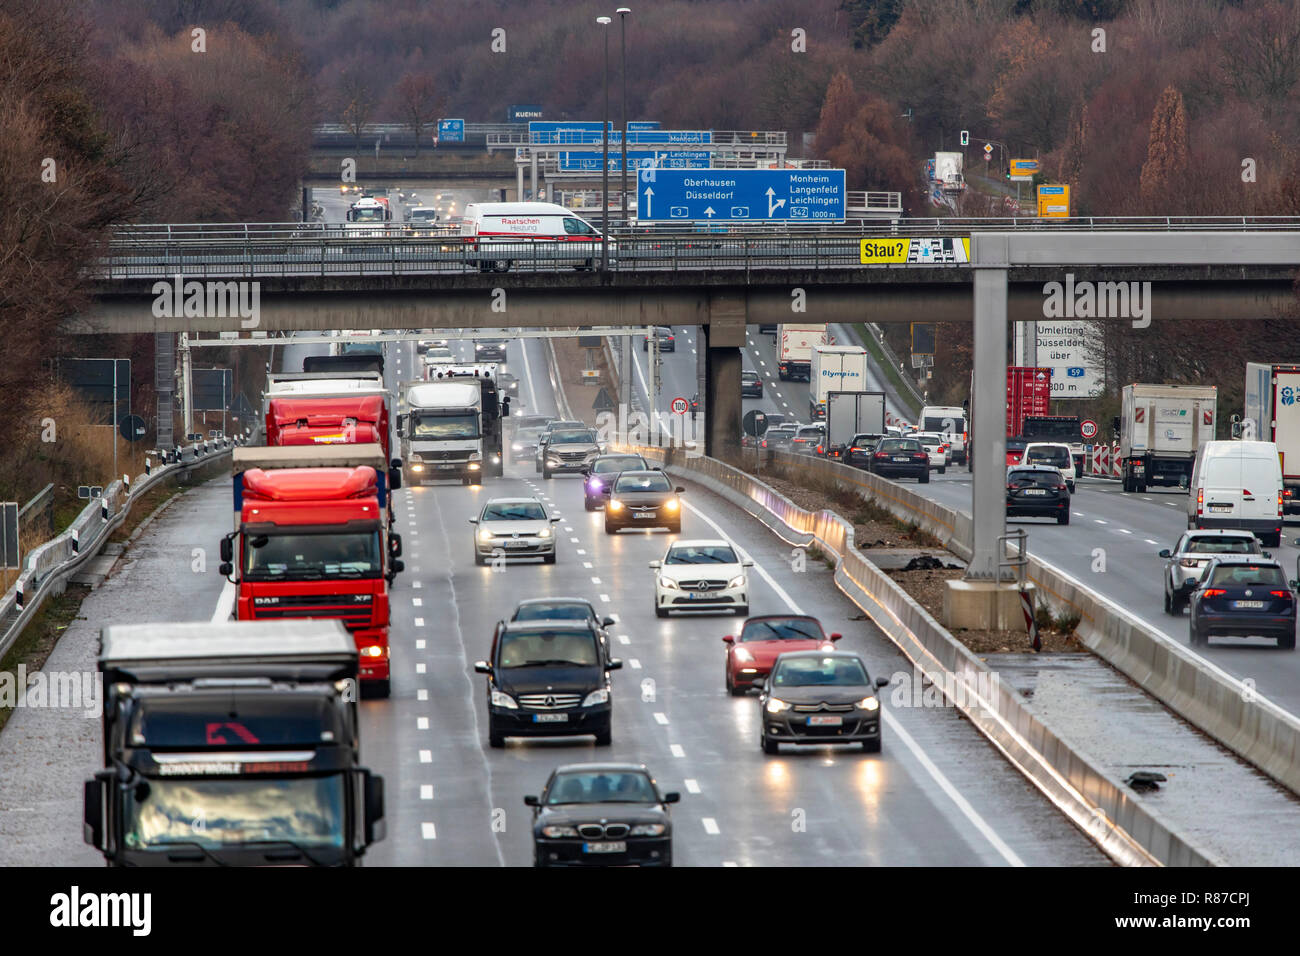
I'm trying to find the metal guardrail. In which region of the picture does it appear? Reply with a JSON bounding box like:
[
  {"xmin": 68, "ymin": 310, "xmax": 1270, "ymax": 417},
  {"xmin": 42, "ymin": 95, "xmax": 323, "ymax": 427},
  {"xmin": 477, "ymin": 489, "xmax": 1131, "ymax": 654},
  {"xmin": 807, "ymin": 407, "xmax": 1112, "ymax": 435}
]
[
  {"xmin": 617, "ymin": 442, "xmax": 1210, "ymax": 866},
  {"xmin": 0, "ymin": 439, "xmax": 238, "ymax": 663}
]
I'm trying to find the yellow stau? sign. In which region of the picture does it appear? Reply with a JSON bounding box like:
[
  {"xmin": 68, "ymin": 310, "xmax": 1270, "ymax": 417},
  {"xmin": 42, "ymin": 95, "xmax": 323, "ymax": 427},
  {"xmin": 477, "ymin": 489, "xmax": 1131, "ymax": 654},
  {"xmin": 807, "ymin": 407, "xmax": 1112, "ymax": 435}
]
[{"xmin": 859, "ymin": 237, "xmax": 971, "ymax": 264}]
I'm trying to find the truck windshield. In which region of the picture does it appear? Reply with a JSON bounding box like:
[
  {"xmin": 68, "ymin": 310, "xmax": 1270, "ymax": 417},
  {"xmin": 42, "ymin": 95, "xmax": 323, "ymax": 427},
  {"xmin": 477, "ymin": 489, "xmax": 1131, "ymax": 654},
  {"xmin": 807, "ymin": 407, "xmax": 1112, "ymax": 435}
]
[
  {"xmin": 123, "ymin": 775, "xmax": 345, "ymax": 852},
  {"xmin": 1023, "ymin": 419, "xmax": 1079, "ymax": 442},
  {"xmin": 245, "ymin": 531, "xmax": 381, "ymax": 579},
  {"xmin": 413, "ymin": 413, "xmax": 479, "ymax": 440},
  {"xmin": 351, "ymin": 207, "xmax": 385, "ymax": 222}
]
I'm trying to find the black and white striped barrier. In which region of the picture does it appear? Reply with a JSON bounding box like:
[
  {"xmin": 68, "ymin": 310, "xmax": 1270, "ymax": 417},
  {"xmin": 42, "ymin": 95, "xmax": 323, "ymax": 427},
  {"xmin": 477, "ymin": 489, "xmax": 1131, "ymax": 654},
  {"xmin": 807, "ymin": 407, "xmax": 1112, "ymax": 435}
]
[
  {"xmin": 100, "ymin": 499, "xmax": 109, "ymax": 522},
  {"xmin": 71, "ymin": 528, "xmax": 79, "ymax": 554}
]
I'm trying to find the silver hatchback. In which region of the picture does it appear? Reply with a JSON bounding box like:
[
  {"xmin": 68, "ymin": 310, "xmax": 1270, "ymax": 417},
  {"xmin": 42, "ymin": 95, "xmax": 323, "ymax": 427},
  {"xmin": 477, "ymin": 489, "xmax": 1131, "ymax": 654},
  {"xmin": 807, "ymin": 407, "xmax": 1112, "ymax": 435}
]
[
  {"xmin": 1158, "ymin": 530, "xmax": 1265, "ymax": 614},
  {"xmin": 471, "ymin": 497, "xmax": 561, "ymax": 565}
]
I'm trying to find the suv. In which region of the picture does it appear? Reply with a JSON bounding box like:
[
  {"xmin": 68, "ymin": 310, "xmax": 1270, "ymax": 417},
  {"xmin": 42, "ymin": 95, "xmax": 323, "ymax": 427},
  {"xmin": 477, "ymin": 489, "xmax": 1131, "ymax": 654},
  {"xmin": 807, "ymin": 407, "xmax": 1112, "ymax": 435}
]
[
  {"xmin": 790, "ymin": 424, "xmax": 826, "ymax": 456},
  {"xmin": 1006, "ymin": 464, "xmax": 1071, "ymax": 524},
  {"xmin": 741, "ymin": 371, "xmax": 763, "ymax": 398},
  {"xmin": 761, "ymin": 424, "xmax": 800, "ymax": 451},
  {"xmin": 534, "ymin": 420, "xmax": 585, "ymax": 473},
  {"xmin": 541, "ymin": 427, "xmax": 601, "ymax": 478},
  {"xmin": 1189, "ymin": 555, "xmax": 1296, "ymax": 649},
  {"xmin": 845, "ymin": 433, "xmax": 885, "ymax": 470},
  {"xmin": 1159, "ymin": 530, "xmax": 1266, "ymax": 615},
  {"xmin": 475, "ymin": 621, "xmax": 623, "ymax": 747}
]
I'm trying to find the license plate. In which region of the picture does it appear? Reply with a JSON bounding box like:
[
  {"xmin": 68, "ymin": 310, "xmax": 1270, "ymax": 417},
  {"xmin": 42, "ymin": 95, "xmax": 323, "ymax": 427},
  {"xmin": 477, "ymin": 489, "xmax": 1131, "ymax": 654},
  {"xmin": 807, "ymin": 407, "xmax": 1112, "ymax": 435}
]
[
  {"xmin": 583, "ymin": 841, "xmax": 626, "ymax": 854},
  {"xmin": 504, "ymin": 540, "xmax": 529, "ymax": 548},
  {"xmin": 1209, "ymin": 505, "xmax": 1232, "ymax": 513},
  {"xmin": 1022, "ymin": 489, "xmax": 1048, "ymax": 496},
  {"xmin": 633, "ymin": 512, "xmax": 656, "ymax": 519},
  {"xmin": 688, "ymin": 592, "xmax": 713, "ymax": 600},
  {"xmin": 893, "ymin": 456, "xmax": 909, "ymax": 462},
  {"xmin": 437, "ymin": 463, "xmax": 457, "ymax": 470},
  {"xmin": 533, "ymin": 713, "xmax": 568, "ymax": 723},
  {"xmin": 807, "ymin": 715, "xmax": 843, "ymax": 726},
  {"xmin": 1234, "ymin": 600, "xmax": 1265, "ymax": 609}
]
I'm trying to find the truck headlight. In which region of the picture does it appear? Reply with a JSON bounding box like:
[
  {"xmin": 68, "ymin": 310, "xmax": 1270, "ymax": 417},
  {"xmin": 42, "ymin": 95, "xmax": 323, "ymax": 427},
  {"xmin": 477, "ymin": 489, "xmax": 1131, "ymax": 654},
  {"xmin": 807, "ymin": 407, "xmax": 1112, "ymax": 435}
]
[
  {"xmin": 469, "ymin": 452, "xmax": 481, "ymax": 461},
  {"xmin": 468, "ymin": 462, "xmax": 481, "ymax": 471},
  {"xmin": 582, "ymin": 689, "xmax": 609, "ymax": 707},
  {"xmin": 490, "ymin": 689, "xmax": 517, "ymax": 709}
]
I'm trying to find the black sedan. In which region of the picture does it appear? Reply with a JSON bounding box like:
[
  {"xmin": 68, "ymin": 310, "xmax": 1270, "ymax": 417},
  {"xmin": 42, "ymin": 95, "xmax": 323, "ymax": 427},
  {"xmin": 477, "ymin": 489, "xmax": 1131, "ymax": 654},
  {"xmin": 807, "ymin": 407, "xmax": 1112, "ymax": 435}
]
[
  {"xmin": 1006, "ymin": 464, "xmax": 1070, "ymax": 525},
  {"xmin": 582, "ymin": 453, "xmax": 650, "ymax": 510},
  {"xmin": 741, "ymin": 370, "xmax": 763, "ymax": 398},
  {"xmin": 1189, "ymin": 556, "xmax": 1296, "ymax": 649},
  {"xmin": 604, "ymin": 470, "xmax": 684, "ymax": 533},
  {"xmin": 869, "ymin": 437, "xmax": 930, "ymax": 482},
  {"xmin": 755, "ymin": 650, "xmax": 890, "ymax": 754},
  {"xmin": 642, "ymin": 326, "xmax": 675, "ymax": 352},
  {"xmin": 525, "ymin": 763, "xmax": 680, "ymax": 867},
  {"xmin": 845, "ymin": 433, "xmax": 885, "ymax": 469}
]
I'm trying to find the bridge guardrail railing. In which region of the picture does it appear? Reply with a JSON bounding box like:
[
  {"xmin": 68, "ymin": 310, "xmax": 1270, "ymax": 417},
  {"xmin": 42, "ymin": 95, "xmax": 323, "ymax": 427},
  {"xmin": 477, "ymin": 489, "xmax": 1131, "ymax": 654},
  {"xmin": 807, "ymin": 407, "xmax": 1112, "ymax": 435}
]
[
  {"xmin": 616, "ymin": 442, "xmax": 1210, "ymax": 866},
  {"xmin": 0, "ymin": 438, "xmax": 238, "ymax": 663}
]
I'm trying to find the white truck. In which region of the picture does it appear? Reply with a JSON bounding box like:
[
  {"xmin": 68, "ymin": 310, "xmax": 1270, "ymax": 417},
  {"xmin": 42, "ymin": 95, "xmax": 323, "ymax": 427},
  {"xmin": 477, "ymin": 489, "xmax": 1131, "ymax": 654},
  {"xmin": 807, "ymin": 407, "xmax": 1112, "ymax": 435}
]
[
  {"xmin": 398, "ymin": 380, "xmax": 488, "ymax": 486},
  {"xmin": 345, "ymin": 197, "xmax": 392, "ymax": 232},
  {"xmin": 777, "ymin": 324, "xmax": 828, "ymax": 381},
  {"xmin": 826, "ymin": 391, "xmax": 886, "ymax": 459},
  {"xmin": 934, "ymin": 151, "xmax": 965, "ymax": 193},
  {"xmin": 1117, "ymin": 383, "xmax": 1217, "ymax": 493},
  {"xmin": 918, "ymin": 405, "xmax": 969, "ymax": 465},
  {"xmin": 809, "ymin": 345, "xmax": 868, "ymax": 420},
  {"xmin": 1243, "ymin": 363, "xmax": 1300, "ymax": 513}
]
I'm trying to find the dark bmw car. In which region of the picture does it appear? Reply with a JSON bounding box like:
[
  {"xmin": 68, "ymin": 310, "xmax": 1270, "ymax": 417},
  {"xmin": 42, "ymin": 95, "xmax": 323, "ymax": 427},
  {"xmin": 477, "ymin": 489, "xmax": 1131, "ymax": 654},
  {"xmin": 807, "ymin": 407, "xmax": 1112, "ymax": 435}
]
[
  {"xmin": 1006, "ymin": 464, "xmax": 1070, "ymax": 525},
  {"xmin": 525, "ymin": 763, "xmax": 680, "ymax": 867},
  {"xmin": 845, "ymin": 433, "xmax": 886, "ymax": 470},
  {"xmin": 474, "ymin": 622, "xmax": 623, "ymax": 747},
  {"xmin": 869, "ymin": 437, "xmax": 930, "ymax": 482},
  {"xmin": 755, "ymin": 650, "xmax": 890, "ymax": 754},
  {"xmin": 741, "ymin": 370, "xmax": 763, "ymax": 398},
  {"xmin": 1188, "ymin": 555, "xmax": 1296, "ymax": 649},
  {"xmin": 604, "ymin": 470, "xmax": 684, "ymax": 534},
  {"xmin": 582, "ymin": 453, "xmax": 650, "ymax": 511}
]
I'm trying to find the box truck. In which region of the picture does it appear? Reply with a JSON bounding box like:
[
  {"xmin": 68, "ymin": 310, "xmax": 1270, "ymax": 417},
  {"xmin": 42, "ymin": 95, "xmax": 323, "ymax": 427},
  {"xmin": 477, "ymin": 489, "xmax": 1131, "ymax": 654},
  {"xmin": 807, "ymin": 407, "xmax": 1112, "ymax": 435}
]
[
  {"xmin": 1243, "ymin": 363, "xmax": 1300, "ymax": 512},
  {"xmin": 809, "ymin": 345, "xmax": 868, "ymax": 420},
  {"xmin": 777, "ymin": 324, "xmax": 828, "ymax": 381},
  {"xmin": 1116, "ymin": 383, "xmax": 1217, "ymax": 492}
]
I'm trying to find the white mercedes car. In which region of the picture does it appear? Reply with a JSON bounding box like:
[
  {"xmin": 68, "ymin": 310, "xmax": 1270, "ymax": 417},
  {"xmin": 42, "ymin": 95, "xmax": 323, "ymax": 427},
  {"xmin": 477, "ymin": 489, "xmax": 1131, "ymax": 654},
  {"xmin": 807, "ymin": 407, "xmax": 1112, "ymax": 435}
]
[{"xmin": 649, "ymin": 539, "xmax": 752, "ymax": 618}]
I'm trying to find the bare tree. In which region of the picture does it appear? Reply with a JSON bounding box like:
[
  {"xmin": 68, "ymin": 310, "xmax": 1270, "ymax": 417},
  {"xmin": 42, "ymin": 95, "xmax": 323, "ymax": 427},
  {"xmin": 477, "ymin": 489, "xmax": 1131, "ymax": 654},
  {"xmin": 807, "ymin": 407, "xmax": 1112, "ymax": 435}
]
[
  {"xmin": 337, "ymin": 67, "xmax": 376, "ymax": 151},
  {"xmin": 392, "ymin": 71, "xmax": 441, "ymax": 155}
]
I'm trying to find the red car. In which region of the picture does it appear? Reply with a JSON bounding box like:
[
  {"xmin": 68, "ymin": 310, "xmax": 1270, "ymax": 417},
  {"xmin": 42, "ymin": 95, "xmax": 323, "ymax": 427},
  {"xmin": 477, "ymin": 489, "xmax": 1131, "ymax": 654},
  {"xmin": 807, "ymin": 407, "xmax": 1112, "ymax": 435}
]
[{"xmin": 722, "ymin": 615, "xmax": 841, "ymax": 695}]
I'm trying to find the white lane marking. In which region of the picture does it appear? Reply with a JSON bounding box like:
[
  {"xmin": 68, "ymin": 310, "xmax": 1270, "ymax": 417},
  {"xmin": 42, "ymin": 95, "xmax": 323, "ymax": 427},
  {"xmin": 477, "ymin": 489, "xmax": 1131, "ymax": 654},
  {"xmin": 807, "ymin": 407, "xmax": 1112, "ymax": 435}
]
[
  {"xmin": 413, "ymin": 598, "xmax": 423, "ymax": 606},
  {"xmin": 591, "ymin": 576, "xmax": 602, "ymax": 584},
  {"xmin": 681, "ymin": 500, "xmax": 805, "ymax": 613},
  {"xmin": 422, "ymin": 822, "xmax": 437, "ymax": 839},
  {"xmin": 702, "ymin": 818, "xmax": 720, "ymax": 835},
  {"xmin": 416, "ymin": 639, "xmax": 426, "ymax": 649},
  {"xmin": 564, "ymin": 526, "xmax": 573, "ymax": 532},
  {"xmin": 416, "ymin": 663, "xmax": 427, "ymax": 674},
  {"xmin": 413, "ymin": 580, "xmax": 423, "ymax": 588},
  {"xmin": 654, "ymin": 712, "xmax": 669, "ymax": 724},
  {"xmin": 211, "ymin": 581, "xmax": 236, "ymax": 622},
  {"xmin": 1166, "ymin": 502, "xmax": 1178, "ymax": 507},
  {"xmin": 571, "ymin": 537, "xmax": 580, "ymax": 543},
  {"xmin": 415, "ymin": 617, "xmax": 425, "ymax": 627},
  {"xmin": 410, "ymin": 529, "xmax": 418, "ymax": 535},
  {"xmin": 599, "ymin": 593, "xmax": 611, "ymax": 602},
  {"xmin": 576, "ymin": 549, "xmax": 586, "ymax": 555},
  {"xmin": 584, "ymin": 561, "xmax": 593, "ymax": 569},
  {"xmin": 617, "ymin": 634, "xmax": 630, "ymax": 644},
  {"xmin": 420, "ymin": 785, "xmax": 433, "ymax": 800},
  {"xmin": 1117, "ymin": 529, "xmax": 1132, "ymax": 535},
  {"xmin": 417, "ymin": 717, "xmax": 429, "ymax": 730},
  {"xmin": 686, "ymin": 494, "xmax": 1029, "ymax": 867},
  {"xmin": 1094, "ymin": 519, "xmax": 1107, "ymax": 525},
  {"xmin": 419, "ymin": 750, "xmax": 432, "ymax": 763},
  {"xmin": 417, "ymin": 689, "xmax": 429, "ymax": 701},
  {"xmin": 684, "ymin": 779, "xmax": 701, "ymax": 794},
  {"xmin": 1144, "ymin": 538, "xmax": 1158, "ymax": 545},
  {"xmin": 629, "ymin": 658, "xmax": 641, "ymax": 668},
  {"xmin": 670, "ymin": 744, "xmax": 685, "ymax": 758},
  {"xmin": 1142, "ymin": 497, "xmax": 1153, "ymax": 502}
]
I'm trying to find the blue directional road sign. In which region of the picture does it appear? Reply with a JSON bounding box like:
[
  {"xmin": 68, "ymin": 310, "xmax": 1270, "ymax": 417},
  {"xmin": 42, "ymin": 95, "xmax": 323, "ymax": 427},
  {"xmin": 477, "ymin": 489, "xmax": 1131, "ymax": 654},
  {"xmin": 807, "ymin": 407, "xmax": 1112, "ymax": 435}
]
[
  {"xmin": 558, "ymin": 149, "xmax": 711, "ymax": 172},
  {"xmin": 437, "ymin": 119, "xmax": 464, "ymax": 143},
  {"xmin": 530, "ymin": 122, "xmax": 707, "ymax": 145},
  {"xmin": 637, "ymin": 168, "xmax": 846, "ymax": 223}
]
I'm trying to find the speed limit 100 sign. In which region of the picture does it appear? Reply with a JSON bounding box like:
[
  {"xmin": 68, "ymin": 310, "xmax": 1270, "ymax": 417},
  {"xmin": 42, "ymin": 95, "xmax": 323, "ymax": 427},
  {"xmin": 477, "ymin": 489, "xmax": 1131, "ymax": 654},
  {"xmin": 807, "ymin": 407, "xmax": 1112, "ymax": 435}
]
[
  {"xmin": 1080, "ymin": 419, "xmax": 1098, "ymax": 440},
  {"xmin": 671, "ymin": 396, "xmax": 688, "ymax": 415}
]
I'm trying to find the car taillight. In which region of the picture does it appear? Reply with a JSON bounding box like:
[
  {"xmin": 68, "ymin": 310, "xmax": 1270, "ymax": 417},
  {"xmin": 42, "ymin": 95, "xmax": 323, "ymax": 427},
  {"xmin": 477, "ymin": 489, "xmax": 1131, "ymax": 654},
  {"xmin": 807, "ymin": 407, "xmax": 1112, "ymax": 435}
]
[
  {"xmin": 874, "ymin": 452, "xmax": 887, "ymax": 458},
  {"xmin": 1197, "ymin": 488, "xmax": 1203, "ymax": 516},
  {"xmin": 1271, "ymin": 590, "xmax": 1293, "ymax": 600},
  {"xmin": 1201, "ymin": 589, "xmax": 1226, "ymax": 599},
  {"xmin": 940, "ymin": 444, "xmax": 949, "ymax": 452},
  {"xmin": 850, "ymin": 446, "xmax": 861, "ymax": 453},
  {"xmin": 1056, "ymin": 484, "xmax": 1067, "ymax": 491},
  {"xmin": 816, "ymin": 445, "xmax": 824, "ymax": 455}
]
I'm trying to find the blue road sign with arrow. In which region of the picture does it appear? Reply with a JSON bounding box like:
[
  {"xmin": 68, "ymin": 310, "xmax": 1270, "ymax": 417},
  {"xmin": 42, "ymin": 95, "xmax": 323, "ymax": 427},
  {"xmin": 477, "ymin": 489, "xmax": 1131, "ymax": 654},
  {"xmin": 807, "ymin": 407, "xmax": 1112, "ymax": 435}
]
[
  {"xmin": 637, "ymin": 168, "xmax": 846, "ymax": 222},
  {"xmin": 437, "ymin": 119, "xmax": 464, "ymax": 142}
]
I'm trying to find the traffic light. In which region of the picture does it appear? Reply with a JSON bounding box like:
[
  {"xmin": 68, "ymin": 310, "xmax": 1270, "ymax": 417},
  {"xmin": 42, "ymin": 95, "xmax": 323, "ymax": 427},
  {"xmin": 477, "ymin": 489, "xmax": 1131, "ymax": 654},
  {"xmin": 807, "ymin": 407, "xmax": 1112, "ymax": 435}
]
[{"xmin": 960, "ymin": 130, "xmax": 969, "ymax": 147}]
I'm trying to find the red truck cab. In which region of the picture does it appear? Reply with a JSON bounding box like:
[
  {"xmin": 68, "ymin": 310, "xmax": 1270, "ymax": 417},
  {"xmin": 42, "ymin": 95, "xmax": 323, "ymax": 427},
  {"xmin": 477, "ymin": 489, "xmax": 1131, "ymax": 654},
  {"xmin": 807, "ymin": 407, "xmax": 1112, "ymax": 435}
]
[{"xmin": 221, "ymin": 445, "xmax": 403, "ymax": 699}]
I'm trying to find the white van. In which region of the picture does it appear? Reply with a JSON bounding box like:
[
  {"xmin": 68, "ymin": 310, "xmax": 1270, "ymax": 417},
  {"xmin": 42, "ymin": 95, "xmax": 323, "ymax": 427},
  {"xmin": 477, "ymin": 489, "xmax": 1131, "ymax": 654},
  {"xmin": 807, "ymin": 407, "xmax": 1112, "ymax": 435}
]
[
  {"xmin": 1188, "ymin": 440, "xmax": 1284, "ymax": 546},
  {"xmin": 1021, "ymin": 442, "xmax": 1076, "ymax": 493},
  {"xmin": 918, "ymin": 405, "xmax": 968, "ymax": 464},
  {"xmin": 459, "ymin": 202, "xmax": 610, "ymax": 273}
]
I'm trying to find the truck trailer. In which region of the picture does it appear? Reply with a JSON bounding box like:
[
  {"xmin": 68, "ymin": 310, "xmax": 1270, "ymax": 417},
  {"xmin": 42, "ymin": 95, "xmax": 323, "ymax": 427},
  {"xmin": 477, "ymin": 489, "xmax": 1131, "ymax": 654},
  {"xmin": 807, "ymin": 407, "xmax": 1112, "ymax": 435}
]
[
  {"xmin": 777, "ymin": 325, "xmax": 828, "ymax": 381},
  {"xmin": 1117, "ymin": 383, "xmax": 1217, "ymax": 492},
  {"xmin": 221, "ymin": 444, "xmax": 403, "ymax": 698},
  {"xmin": 809, "ymin": 345, "xmax": 868, "ymax": 420},
  {"xmin": 83, "ymin": 620, "xmax": 385, "ymax": 866},
  {"xmin": 826, "ymin": 390, "xmax": 886, "ymax": 459},
  {"xmin": 1243, "ymin": 363, "xmax": 1300, "ymax": 512}
]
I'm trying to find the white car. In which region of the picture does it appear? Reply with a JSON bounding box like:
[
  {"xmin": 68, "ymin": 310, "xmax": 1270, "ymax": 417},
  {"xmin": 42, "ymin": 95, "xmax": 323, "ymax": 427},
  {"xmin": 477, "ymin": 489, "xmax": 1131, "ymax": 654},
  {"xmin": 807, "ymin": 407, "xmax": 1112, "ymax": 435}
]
[
  {"xmin": 649, "ymin": 539, "xmax": 752, "ymax": 618},
  {"xmin": 423, "ymin": 347, "xmax": 456, "ymax": 366},
  {"xmin": 469, "ymin": 497, "xmax": 560, "ymax": 565},
  {"xmin": 911, "ymin": 432, "xmax": 951, "ymax": 474},
  {"xmin": 1021, "ymin": 442, "xmax": 1076, "ymax": 493}
]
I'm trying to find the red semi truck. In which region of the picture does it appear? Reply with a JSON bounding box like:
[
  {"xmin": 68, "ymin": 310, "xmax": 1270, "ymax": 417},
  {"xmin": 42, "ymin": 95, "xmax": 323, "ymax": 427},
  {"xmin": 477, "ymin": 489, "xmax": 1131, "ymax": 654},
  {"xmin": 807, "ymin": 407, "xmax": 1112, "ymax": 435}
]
[{"xmin": 219, "ymin": 444, "xmax": 404, "ymax": 699}]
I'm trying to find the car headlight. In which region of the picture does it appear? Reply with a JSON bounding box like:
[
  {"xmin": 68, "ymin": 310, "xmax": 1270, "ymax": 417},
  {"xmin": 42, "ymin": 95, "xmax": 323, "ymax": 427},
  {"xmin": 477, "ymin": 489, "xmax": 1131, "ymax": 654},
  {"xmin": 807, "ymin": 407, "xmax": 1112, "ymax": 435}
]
[
  {"xmin": 857, "ymin": 696, "xmax": 880, "ymax": 711},
  {"xmin": 663, "ymin": 498, "xmax": 679, "ymax": 511},
  {"xmin": 629, "ymin": 823, "xmax": 666, "ymax": 837},
  {"xmin": 588, "ymin": 478, "xmax": 603, "ymax": 490},
  {"xmin": 727, "ymin": 574, "xmax": 746, "ymax": 589},
  {"xmin": 582, "ymin": 689, "xmax": 609, "ymax": 707},
  {"xmin": 608, "ymin": 499, "xmax": 624, "ymax": 511},
  {"xmin": 765, "ymin": 697, "xmax": 791, "ymax": 714},
  {"xmin": 659, "ymin": 576, "xmax": 679, "ymax": 590},
  {"xmin": 537, "ymin": 526, "xmax": 552, "ymax": 538},
  {"xmin": 478, "ymin": 528, "xmax": 494, "ymax": 541},
  {"xmin": 512, "ymin": 443, "xmax": 522, "ymax": 451},
  {"xmin": 733, "ymin": 647, "xmax": 754, "ymax": 662},
  {"xmin": 541, "ymin": 825, "xmax": 578, "ymax": 838},
  {"xmin": 490, "ymin": 689, "xmax": 517, "ymax": 709}
]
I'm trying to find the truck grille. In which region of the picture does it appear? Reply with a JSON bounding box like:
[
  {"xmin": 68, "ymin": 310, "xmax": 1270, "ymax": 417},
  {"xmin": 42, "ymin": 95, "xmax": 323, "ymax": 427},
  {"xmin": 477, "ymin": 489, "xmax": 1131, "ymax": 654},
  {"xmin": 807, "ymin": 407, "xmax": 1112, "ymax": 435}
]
[
  {"xmin": 252, "ymin": 593, "xmax": 373, "ymax": 631},
  {"xmin": 419, "ymin": 449, "xmax": 468, "ymax": 461},
  {"xmin": 517, "ymin": 693, "xmax": 582, "ymax": 709}
]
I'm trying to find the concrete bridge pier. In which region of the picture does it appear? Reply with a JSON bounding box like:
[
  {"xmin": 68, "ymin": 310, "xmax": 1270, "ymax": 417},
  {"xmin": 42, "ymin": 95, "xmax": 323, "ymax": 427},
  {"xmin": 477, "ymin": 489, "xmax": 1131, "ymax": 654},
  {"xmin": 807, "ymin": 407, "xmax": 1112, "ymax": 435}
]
[{"xmin": 703, "ymin": 293, "xmax": 745, "ymax": 461}]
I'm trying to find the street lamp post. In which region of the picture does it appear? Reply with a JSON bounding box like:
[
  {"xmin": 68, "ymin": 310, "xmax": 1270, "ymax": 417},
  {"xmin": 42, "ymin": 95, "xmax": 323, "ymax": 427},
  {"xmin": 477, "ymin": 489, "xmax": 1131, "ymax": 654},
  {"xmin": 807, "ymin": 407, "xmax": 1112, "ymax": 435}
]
[
  {"xmin": 618, "ymin": 8, "xmax": 631, "ymax": 226},
  {"xmin": 598, "ymin": 16, "xmax": 612, "ymax": 271}
]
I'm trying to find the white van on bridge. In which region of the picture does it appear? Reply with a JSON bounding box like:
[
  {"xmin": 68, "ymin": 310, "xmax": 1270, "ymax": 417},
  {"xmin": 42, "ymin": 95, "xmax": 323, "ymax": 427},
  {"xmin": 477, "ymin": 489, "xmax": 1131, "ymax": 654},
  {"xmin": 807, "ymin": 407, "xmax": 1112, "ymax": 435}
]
[{"xmin": 460, "ymin": 202, "xmax": 611, "ymax": 273}]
